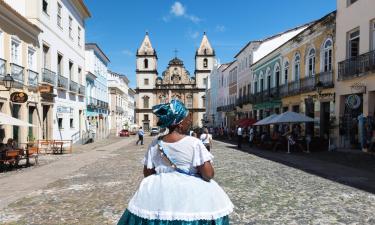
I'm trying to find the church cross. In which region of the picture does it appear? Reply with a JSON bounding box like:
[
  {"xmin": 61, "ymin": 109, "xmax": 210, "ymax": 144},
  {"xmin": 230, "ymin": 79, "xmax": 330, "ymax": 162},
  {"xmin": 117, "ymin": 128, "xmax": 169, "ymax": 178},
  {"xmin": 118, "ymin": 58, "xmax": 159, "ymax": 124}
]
[{"xmin": 174, "ymin": 49, "xmax": 178, "ymax": 58}]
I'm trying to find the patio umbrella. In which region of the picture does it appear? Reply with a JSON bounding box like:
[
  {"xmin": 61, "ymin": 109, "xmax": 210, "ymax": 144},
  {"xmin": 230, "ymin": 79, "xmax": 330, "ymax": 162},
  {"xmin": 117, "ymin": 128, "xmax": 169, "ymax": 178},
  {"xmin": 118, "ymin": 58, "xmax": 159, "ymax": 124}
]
[
  {"xmin": 0, "ymin": 112, "xmax": 35, "ymax": 127},
  {"xmin": 266, "ymin": 111, "xmax": 314, "ymax": 154},
  {"xmin": 254, "ymin": 114, "xmax": 278, "ymax": 126},
  {"xmin": 266, "ymin": 111, "xmax": 314, "ymax": 124}
]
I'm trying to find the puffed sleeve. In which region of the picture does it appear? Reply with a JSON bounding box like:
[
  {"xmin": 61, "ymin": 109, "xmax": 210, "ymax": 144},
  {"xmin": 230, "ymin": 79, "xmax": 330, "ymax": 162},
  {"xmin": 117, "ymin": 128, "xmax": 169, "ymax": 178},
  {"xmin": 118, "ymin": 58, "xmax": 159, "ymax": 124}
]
[
  {"xmin": 142, "ymin": 139, "xmax": 158, "ymax": 169},
  {"xmin": 192, "ymin": 140, "xmax": 214, "ymax": 167}
]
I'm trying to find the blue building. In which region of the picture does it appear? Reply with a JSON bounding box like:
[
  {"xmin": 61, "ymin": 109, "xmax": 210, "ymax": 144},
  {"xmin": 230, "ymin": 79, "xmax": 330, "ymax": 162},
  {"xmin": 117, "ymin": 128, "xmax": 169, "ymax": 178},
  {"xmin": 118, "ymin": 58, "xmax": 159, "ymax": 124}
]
[{"xmin": 85, "ymin": 43, "xmax": 110, "ymax": 140}]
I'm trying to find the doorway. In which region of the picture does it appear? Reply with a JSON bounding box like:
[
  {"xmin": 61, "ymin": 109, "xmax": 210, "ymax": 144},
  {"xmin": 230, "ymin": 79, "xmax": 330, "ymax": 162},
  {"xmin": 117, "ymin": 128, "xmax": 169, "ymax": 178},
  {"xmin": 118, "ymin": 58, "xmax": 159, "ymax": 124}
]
[
  {"xmin": 320, "ymin": 102, "xmax": 330, "ymax": 139},
  {"xmin": 11, "ymin": 104, "xmax": 20, "ymax": 143},
  {"xmin": 42, "ymin": 105, "xmax": 50, "ymax": 139}
]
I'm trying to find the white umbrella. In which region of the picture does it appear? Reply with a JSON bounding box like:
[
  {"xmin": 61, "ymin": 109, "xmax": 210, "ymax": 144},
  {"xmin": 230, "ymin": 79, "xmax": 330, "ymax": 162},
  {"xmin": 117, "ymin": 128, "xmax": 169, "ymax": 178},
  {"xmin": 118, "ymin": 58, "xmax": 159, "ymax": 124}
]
[
  {"xmin": 254, "ymin": 114, "xmax": 278, "ymax": 126},
  {"xmin": 266, "ymin": 111, "xmax": 314, "ymax": 124},
  {"xmin": 0, "ymin": 112, "xmax": 35, "ymax": 127},
  {"xmin": 266, "ymin": 111, "xmax": 314, "ymax": 154}
]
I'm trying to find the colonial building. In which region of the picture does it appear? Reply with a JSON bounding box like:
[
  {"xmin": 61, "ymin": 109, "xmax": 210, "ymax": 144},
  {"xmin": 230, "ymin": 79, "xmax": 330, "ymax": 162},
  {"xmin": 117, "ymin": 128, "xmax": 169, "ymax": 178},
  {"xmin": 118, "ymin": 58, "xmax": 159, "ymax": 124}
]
[
  {"xmin": 335, "ymin": 0, "xmax": 375, "ymax": 150},
  {"xmin": 32, "ymin": 0, "xmax": 90, "ymax": 142},
  {"xmin": 135, "ymin": 32, "xmax": 214, "ymax": 130},
  {"xmin": 108, "ymin": 70, "xmax": 129, "ymax": 135},
  {"xmin": 85, "ymin": 43, "xmax": 110, "ymax": 140},
  {"xmin": 128, "ymin": 88, "xmax": 136, "ymax": 128},
  {"xmin": 0, "ymin": 0, "xmax": 42, "ymax": 144}
]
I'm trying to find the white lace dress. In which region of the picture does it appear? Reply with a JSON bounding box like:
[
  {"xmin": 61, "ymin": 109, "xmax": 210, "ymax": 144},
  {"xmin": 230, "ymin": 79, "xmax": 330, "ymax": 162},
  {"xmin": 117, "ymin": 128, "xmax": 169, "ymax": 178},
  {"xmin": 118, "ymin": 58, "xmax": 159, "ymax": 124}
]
[{"xmin": 123, "ymin": 136, "xmax": 233, "ymax": 223}]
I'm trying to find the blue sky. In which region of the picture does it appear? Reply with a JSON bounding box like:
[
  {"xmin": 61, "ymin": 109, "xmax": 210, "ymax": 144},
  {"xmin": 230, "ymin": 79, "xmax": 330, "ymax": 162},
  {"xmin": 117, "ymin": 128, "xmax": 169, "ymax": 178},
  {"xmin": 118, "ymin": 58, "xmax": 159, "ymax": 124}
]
[{"xmin": 85, "ymin": 0, "xmax": 336, "ymax": 89}]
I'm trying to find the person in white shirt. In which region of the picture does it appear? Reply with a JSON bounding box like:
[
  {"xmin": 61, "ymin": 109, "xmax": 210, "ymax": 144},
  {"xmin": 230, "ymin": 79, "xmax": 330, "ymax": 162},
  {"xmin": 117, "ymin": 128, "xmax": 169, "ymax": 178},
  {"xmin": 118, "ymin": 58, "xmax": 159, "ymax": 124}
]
[
  {"xmin": 200, "ymin": 128, "xmax": 213, "ymax": 151},
  {"xmin": 237, "ymin": 126, "xmax": 243, "ymax": 149}
]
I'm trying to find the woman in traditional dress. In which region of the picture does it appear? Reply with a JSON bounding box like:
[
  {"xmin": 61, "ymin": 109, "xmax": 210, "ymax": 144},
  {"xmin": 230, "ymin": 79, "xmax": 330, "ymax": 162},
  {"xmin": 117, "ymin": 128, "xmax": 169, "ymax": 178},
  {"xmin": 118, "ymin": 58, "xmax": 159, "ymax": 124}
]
[{"xmin": 117, "ymin": 99, "xmax": 233, "ymax": 225}]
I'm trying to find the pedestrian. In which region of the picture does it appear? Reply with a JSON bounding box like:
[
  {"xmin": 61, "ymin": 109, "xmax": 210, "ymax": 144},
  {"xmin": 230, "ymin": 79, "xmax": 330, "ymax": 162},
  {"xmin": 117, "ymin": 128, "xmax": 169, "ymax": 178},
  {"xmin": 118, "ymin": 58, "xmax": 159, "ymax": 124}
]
[
  {"xmin": 237, "ymin": 126, "xmax": 243, "ymax": 149},
  {"xmin": 249, "ymin": 126, "xmax": 254, "ymax": 146},
  {"xmin": 136, "ymin": 126, "xmax": 144, "ymax": 145},
  {"xmin": 117, "ymin": 99, "xmax": 233, "ymax": 225},
  {"xmin": 200, "ymin": 128, "xmax": 213, "ymax": 151}
]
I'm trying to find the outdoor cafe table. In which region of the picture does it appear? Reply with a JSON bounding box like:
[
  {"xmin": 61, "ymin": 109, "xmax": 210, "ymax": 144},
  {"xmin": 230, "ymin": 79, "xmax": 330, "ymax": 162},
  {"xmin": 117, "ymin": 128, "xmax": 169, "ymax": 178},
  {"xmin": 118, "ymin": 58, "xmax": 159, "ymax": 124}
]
[{"xmin": 52, "ymin": 141, "xmax": 64, "ymax": 154}]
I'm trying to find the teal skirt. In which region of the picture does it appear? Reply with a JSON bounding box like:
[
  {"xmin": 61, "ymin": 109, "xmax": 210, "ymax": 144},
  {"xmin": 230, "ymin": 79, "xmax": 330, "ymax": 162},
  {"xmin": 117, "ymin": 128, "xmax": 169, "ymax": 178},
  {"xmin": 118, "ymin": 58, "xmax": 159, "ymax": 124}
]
[{"xmin": 118, "ymin": 210, "xmax": 230, "ymax": 225}]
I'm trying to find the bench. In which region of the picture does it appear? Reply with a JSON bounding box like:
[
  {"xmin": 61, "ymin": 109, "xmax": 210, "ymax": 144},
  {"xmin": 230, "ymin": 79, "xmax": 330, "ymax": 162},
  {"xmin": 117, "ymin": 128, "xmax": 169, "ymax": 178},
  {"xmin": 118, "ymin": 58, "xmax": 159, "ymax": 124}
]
[{"xmin": 26, "ymin": 146, "xmax": 39, "ymax": 165}]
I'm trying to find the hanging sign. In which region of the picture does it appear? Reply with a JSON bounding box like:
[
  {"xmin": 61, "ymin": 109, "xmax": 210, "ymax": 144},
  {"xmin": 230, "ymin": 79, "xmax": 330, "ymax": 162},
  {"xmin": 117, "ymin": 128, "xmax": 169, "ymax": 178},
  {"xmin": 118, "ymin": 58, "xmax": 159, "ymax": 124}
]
[
  {"xmin": 38, "ymin": 85, "xmax": 52, "ymax": 93},
  {"xmin": 346, "ymin": 94, "xmax": 361, "ymax": 109},
  {"xmin": 10, "ymin": 92, "xmax": 28, "ymax": 103}
]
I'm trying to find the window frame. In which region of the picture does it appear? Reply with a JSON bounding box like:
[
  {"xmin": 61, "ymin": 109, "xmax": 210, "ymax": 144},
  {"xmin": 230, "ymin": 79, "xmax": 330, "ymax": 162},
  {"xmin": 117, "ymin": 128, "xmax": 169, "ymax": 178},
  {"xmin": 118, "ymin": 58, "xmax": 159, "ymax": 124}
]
[
  {"xmin": 11, "ymin": 37, "xmax": 21, "ymax": 65},
  {"xmin": 293, "ymin": 53, "xmax": 301, "ymax": 81},
  {"xmin": 307, "ymin": 48, "xmax": 316, "ymax": 76},
  {"xmin": 283, "ymin": 60, "xmax": 289, "ymax": 84},
  {"xmin": 144, "ymin": 78, "xmax": 149, "ymax": 85},
  {"xmin": 371, "ymin": 19, "xmax": 375, "ymax": 51},
  {"xmin": 347, "ymin": 27, "xmax": 360, "ymax": 58},
  {"xmin": 347, "ymin": 0, "xmax": 358, "ymax": 7},
  {"xmin": 57, "ymin": 2, "xmax": 62, "ymax": 29},
  {"xmin": 321, "ymin": 38, "xmax": 333, "ymax": 72},
  {"xmin": 69, "ymin": 16, "xmax": 73, "ymax": 39},
  {"xmin": 78, "ymin": 27, "xmax": 81, "ymax": 47}
]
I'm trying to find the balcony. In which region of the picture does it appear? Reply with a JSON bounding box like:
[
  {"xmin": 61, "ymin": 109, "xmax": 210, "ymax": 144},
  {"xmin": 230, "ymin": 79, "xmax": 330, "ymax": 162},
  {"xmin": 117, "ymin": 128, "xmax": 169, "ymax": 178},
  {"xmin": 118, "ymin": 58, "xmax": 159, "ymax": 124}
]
[
  {"xmin": 57, "ymin": 74, "xmax": 69, "ymax": 90},
  {"xmin": 78, "ymin": 85, "xmax": 85, "ymax": 95},
  {"xmin": 0, "ymin": 58, "xmax": 6, "ymax": 77},
  {"xmin": 318, "ymin": 71, "xmax": 334, "ymax": 88},
  {"xmin": 300, "ymin": 75, "xmax": 316, "ymax": 93},
  {"xmin": 87, "ymin": 97, "xmax": 98, "ymax": 108},
  {"xmin": 69, "ymin": 80, "xmax": 79, "ymax": 93},
  {"xmin": 28, "ymin": 69, "xmax": 38, "ymax": 87},
  {"xmin": 42, "ymin": 68, "xmax": 56, "ymax": 85},
  {"xmin": 10, "ymin": 63, "xmax": 24, "ymax": 85},
  {"xmin": 338, "ymin": 50, "xmax": 375, "ymax": 80}
]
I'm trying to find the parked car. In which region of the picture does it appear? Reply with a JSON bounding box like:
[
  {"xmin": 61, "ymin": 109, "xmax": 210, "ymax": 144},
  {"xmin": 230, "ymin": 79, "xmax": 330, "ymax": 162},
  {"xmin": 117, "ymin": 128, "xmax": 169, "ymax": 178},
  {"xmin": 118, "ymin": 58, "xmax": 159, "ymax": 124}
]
[
  {"xmin": 150, "ymin": 127, "xmax": 160, "ymax": 136},
  {"xmin": 129, "ymin": 130, "xmax": 136, "ymax": 135},
  {"xmin": 119, "ymin": 129, "xmax": 129, "ymax": 137}
]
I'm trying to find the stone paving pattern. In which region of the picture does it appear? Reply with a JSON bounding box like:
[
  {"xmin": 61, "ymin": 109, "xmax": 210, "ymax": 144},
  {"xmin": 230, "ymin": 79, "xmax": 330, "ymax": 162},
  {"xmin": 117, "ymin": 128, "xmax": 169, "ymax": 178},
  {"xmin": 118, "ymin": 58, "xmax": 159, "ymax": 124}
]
[{"xmin": 0, "ymin": 136, "xmax": 374, "ymax": 224}]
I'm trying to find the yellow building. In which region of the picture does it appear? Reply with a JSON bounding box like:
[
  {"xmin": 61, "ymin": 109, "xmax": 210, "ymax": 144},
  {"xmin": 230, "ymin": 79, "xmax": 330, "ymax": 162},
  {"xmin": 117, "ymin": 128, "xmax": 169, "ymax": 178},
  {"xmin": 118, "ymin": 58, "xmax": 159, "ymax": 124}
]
[
  {"xmin": 279, "ymin": 12, "xmax": 336, "ymax": 138},
  {"xmin": 0, "ymin": 0, "xmax": 42, "ymax": 144}
]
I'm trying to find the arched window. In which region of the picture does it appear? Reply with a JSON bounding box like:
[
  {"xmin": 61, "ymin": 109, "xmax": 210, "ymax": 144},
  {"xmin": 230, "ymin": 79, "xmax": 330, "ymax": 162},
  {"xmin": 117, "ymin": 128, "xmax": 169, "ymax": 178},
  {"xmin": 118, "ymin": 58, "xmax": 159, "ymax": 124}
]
[
  {"xmin": 322, "ymin": 39, "xmax": 333, "ymax": 72},
  {"xmin": 259, "ymin": 72, "xmax": 264, "ymax": 92},
  {"xmin": 284, "ymin": 61, "xmax": 289, "ymax": 84},
  {"xmin": 294, "ymin": 53, "xmax": 300, "ymax": 81},
  {"xmin": 203, "ymin": 58, "xmax": 208, "ymax": 68},
  {"xmin": 307, "ymin": 48, "xmax": 316, "ymax": 76},
  {"xmin": 274, "ymin": 64, "xmax": 280, "ymax": 88},
  {"xmin": 144, "ymin": 59, "xmax": 148, "ymax": 69},
  {"xmin": 266, "ymin": 68, "xmax": 271, "ymax": 92},
  {"xmin": 143, "ymin": 96, "xmax": 150, "ymax": 108}
]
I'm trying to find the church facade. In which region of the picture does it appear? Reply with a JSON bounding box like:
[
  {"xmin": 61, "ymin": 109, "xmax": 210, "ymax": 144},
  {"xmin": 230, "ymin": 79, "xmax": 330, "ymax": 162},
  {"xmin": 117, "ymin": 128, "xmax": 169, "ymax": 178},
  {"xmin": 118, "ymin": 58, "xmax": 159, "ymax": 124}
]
[{"xmin": 135, "ymin": 33, "xmax": 215, "ymax": 130}]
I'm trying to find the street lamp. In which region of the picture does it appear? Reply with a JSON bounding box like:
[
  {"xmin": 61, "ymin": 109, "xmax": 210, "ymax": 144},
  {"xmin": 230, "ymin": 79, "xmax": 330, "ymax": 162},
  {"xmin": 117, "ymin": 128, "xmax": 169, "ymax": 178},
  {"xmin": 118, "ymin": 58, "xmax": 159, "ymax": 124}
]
[{"xmin": 0, "ymin": 74, "xmax": 14, "ymax": 91}]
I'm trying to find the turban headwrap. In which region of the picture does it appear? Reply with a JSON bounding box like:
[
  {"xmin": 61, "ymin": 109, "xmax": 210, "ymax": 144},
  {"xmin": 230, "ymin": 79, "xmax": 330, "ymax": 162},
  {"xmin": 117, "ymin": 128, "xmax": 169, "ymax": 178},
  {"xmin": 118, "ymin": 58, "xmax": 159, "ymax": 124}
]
[{"xmin": 152, "ymin": 99, "xmax": 189, "ymax": 128}]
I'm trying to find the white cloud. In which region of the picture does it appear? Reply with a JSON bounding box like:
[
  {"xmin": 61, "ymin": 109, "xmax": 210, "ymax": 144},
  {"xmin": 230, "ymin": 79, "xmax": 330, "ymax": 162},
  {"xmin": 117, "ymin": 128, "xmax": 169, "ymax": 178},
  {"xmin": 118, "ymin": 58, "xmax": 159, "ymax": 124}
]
[
  {"xmin": 215, "ymin": 25, "xmax": 226, "ymax": 32},
  {"xmin": 165, "ymin": 2, "xmax": 201, "ymax": 24},
  {"xmin": 170, "ymin": 2, "xmax": 185, "ymax": 16},
  {"xmin": 189, "ymin": 30, "xmax": 199, "ymax": 39},
  {"xmin": 121, "ymin": 49, "xmax": 133, "ymax": 56}
]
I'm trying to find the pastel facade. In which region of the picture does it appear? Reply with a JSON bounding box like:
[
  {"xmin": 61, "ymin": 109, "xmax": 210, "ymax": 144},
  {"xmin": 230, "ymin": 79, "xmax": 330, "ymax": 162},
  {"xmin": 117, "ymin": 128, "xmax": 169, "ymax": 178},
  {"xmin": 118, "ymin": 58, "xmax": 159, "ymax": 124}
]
[
  {"xmin": 85, "ymin": 43, "xmax": 110, "ymax": 140},
  {"xmin": 335, "ymin": 0, "xmax": 375, "ymax": 149},
  {"xmin": 108, "ymin": 70, "xmax": 130, "ymax": 135},
  {"xmin": 0, "ymin": 0, "xmax": 42, "ymax": 144}
]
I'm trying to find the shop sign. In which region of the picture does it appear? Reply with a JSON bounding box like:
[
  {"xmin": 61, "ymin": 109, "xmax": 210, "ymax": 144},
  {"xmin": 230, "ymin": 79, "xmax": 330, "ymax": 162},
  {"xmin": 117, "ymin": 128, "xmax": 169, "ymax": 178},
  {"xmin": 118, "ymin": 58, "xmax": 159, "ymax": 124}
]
[
  {"xmin": 10, "ymin": 92, "xmax": 28, "ymax": 103},
  {"xmin": 253, "ymin": 101, "xmax": 282, "ymax": 110},
  {"xmin": 306, "ymin": 93, "xmax": 335, "ymax": 101},
  {"xmin": 346, "ymin": 94, "xmax": 361, "ymax": 109},
  {"xmin": 39, "ymin": 85, "xmax": 52, "ymax": 93}
]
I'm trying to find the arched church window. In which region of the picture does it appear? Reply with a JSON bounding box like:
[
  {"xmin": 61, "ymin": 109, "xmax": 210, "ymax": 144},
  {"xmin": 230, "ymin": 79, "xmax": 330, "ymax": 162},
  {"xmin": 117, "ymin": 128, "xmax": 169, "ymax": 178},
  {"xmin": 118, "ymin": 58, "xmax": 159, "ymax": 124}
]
[
  {"xmin": 144, "ymin": 59, "xmax": 148, "ymax": 69},
  {"xmin": 203, "ymin": 58, "xmax": 208, "ymax": 68}
]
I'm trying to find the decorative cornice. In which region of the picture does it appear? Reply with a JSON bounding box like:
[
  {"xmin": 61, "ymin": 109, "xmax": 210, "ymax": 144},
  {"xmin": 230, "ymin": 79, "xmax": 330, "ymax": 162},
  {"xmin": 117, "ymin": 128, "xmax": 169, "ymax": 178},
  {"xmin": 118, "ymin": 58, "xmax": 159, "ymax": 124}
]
[{"xmin": 195, "ymin": 69, "xmax": 211, "ymax": 74}]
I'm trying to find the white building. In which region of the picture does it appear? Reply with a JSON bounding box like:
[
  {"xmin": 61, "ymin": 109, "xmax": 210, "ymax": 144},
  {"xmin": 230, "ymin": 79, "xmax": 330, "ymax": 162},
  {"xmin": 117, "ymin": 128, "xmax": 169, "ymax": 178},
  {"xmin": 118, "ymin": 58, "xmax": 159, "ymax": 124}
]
[
  {"xmin": 334, "ymin": 0, "xmax": 375, "ymax": 149},
  {"xmin": 23, "ymin": 0, "xmax": 90, "ymax": 142},
  {"xmin": 108, "ymin": 70, "xmax": 130, "ymax": 135},
  {"xmin": 128, "ymin": 88, "xmax": 136, "ymax": 127},
  {"xmin": 85, "ymin": 43, "xmax": 110, "ymax": 140}
]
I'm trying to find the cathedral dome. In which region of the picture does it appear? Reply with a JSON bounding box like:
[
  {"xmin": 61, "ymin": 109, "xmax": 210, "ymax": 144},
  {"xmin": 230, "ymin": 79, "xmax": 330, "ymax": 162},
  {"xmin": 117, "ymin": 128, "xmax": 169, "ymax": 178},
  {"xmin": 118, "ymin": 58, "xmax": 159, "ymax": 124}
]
[{"xmin": 168, "ymin": 57, "xmax": 184, "ymax": 66}]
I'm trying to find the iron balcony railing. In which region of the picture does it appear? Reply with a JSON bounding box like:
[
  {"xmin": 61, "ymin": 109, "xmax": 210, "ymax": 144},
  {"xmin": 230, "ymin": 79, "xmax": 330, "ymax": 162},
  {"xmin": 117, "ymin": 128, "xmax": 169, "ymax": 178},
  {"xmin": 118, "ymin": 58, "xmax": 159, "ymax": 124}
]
[
  {"xmin": 87, "ymin": 97, "xmax": 98, "ymax": 107},
  {"xmin": 10, "ymin": 63, "xmax": 24, "ymax": 84},
  {"xmin": 0, "ymin": 58, "xmax": 6, "ymax": 77},
  {"xmin": 318, "ymin": 71, "xmax": 334, "ymax": 88},
  {"xmin": 42, "ymin": 68, "xmax": 56, "ymax": 85},
  {"xmin": 338, "ymin": 50, "xmax": 375, "ymax": 80},
  {"xmin": 78, "ymin": 85, "xmax": 85, "ymax": 95},
  {"xmin": 69, "ymin": 80, "xmax": 79, "ymax": 93},
  {"xmin": 28, "ymin": 69, "xmax": 38, "ymax": 87},
  {"xmin": 57, "ymin": 74, "xmax": 69, "ymax": 89},
  {"xmin": 300, "ymin": 75, "xmax": 316, "ymax": 93}
]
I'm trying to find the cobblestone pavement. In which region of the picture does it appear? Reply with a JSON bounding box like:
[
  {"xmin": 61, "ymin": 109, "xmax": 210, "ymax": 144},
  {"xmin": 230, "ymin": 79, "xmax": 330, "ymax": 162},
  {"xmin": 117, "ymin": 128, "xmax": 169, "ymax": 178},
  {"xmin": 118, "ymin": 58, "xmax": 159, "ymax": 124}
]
[{"xmin": 0, "ymin": 136, "xmax": 375, "ymax": 224}]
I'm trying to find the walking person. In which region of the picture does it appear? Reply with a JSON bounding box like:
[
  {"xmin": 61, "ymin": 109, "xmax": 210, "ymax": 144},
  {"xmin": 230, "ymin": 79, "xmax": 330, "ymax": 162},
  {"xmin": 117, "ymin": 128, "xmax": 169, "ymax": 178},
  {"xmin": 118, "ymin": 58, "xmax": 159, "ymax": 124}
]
[
  {"xmin": 200, "ymin": 128, "xmax": 213, "ymax": 151},
  {"xmin": 136, "ymin": 126, "xmax": 144, "ymax": 145},
  {"xmin": 117, "ymin": 99, "xmax": 233, "ymax": 225},
  {"xmin": 249, "ymin": 126, "xmax": 254, "ymax": 147},
  {"xmin": 237, "ymin": 126, "xmax": 243, "ymax": 149}
]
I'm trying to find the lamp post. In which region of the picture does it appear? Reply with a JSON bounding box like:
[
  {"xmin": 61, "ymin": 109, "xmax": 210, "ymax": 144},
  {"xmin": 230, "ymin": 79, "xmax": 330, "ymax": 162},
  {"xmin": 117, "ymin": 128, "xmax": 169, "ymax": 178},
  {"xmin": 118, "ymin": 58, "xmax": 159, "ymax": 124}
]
[{"xmin": 0, "ymin": 74, "xmax": 14, "ymax": 91}]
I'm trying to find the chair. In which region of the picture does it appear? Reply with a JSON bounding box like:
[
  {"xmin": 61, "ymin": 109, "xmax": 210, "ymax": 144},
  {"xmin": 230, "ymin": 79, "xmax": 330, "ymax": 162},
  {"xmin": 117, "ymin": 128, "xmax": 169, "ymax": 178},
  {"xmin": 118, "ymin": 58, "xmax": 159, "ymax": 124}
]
[
  {"xmin": 27, "ymin": 146, "xmax": 39, "ymax": 165},
  {"xmin": 0, "ymin": 150, "xmax": 20, "ymax": 168},
  {"xmin": 38, "ymin": 140, "xmax": 51, "ymax": 154}
]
